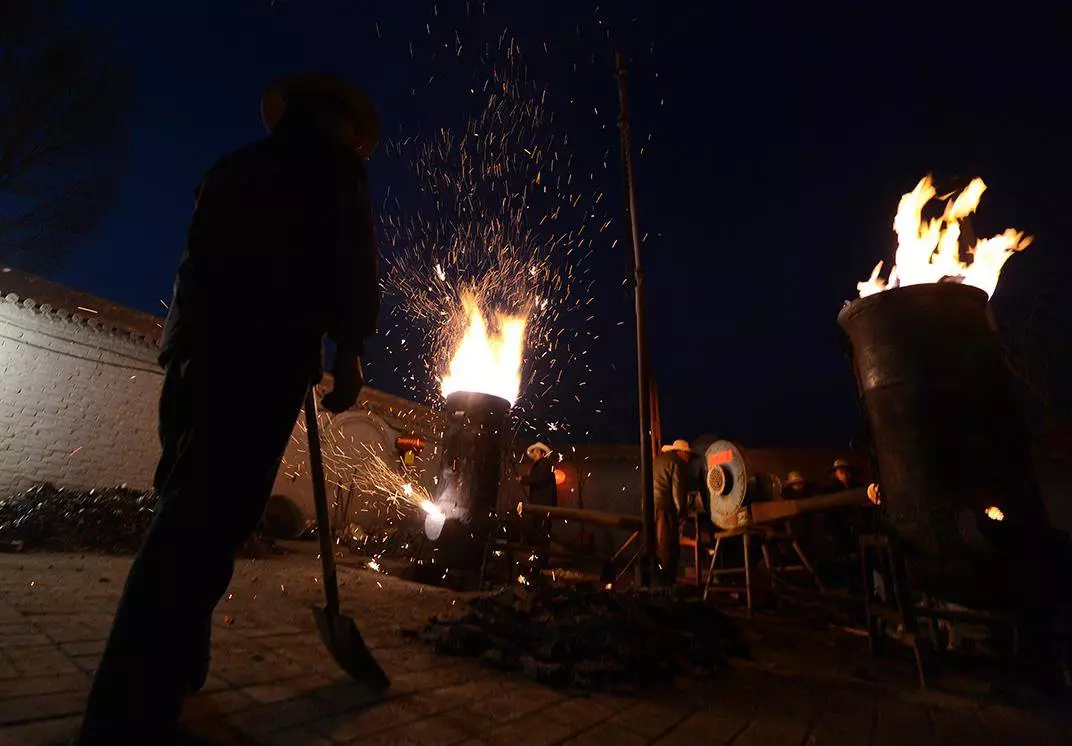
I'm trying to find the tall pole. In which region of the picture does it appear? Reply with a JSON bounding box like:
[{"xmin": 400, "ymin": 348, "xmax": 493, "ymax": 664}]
[{"xmin": 615, "ymin": 51, "xmax": 657, "ymax": 583}]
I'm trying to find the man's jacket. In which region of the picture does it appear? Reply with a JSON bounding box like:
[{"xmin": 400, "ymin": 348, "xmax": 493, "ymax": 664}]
[
  {"xmin": 160, "ymin": 110, "xmax": 379, "ymax": 375},
  {"xmin": 652, "ymin": 451, "xmax": 688, "ymax": 515},
  {"xmin": 521, "ymin": 458, "xmax": 558, "ymax": 507}
]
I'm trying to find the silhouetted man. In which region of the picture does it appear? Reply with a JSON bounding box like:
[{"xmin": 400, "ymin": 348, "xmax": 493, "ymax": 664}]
[
  {"xmin": 652, "ymin": 439, "xmax": 693, "ymax": 585},
  {"xmin": 518, "ymin": 442, "xmax": 557, "ymax": 563},
  {"xmin": 79, "ymin": 74, "xmax": 381, "ymax": 745}
]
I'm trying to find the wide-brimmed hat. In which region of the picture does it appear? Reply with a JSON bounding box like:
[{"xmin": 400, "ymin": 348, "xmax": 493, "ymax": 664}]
[
  {"xmin": 660, "ymin": 439, "xmax": 693, "ymax": 454},
  {"xmin": 830, "ymin": 458, "xmax": 853, "ymax": 472},
  {"xmin": 526, "ymin": 442, "xmax": 551, "ymax": 459},
  {"xmin": 261, "ymin": 73, "xmax": 381, "ymax": 157},
  {"xmin": 785, "ymin": 471, "xmax": 806, "ymax": 486}
]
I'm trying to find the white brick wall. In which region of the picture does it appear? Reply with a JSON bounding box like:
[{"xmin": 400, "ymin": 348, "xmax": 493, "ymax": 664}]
[{"xmin": 0, "ymin": 298, "xmax": 164, "ymax": 496}]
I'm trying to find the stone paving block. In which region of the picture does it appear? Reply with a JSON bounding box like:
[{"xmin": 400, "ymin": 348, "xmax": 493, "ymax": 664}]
[
  {"xmin": 564, "ymin": 722, "xmax": 649, "ymax": 746},
  {"xmin": 257, "ymin": 724, "xmax": 336, "ymax": 746},
  {"xmin": 0, "ymin": 690, "xmax": 86, "ymax": 726},
  {"xmin": 390, "ymin": 663, "xmax": 489, "ymax": 694},
  {"xmin": 802, "ymin": 687, "xmax": 874, "ymax": 745},
  {"xmin": 928, "ymin": 706, "xmax": 992, "ymax": 746},
  {"xmin": 431, "ymin": 708, "xmax": 501, "ymax": 738},
  {"xmin": 6, "ymin": 646, "xmax": 81, "ymax": 677},
  {"xmin": 871, "ymin": 698, "xmax": 934, "ymax": 746},
  {"xmin": 404, "ymin": 679, "xmax": 518, "ymax": 716},
  {"xmin": 977, "ymin": 703, "xmax": 1065, "ymax": 746},
  {"xmin": 0, "ymin": 624, "xmax": 37, "ymax": 637},
  {"xmin": 58, "ymin": 639, "xmax": 106, "ymax": 657},
  {"xmin": 313, "ymin": 697, "xmax": 428, "ymax": 741},
  {"xmin": 355, "ymin": 713, "xmax": 475, "ymax": 746},
  {"xmin": 182, "ymin": 688, "xmax": 259, "ymax": 721},
  {"xmin": 228, "ymin": 695, "xmax": 338, "ymax": 735},
  {"xmin": 609, "ymin": 701, "xmax": 692, "ymax": 739},
  {"xmin": 0, "ymin": 714, "xmax": 81, "ymax": 746},
  {"xmin": 70, "ymin": 654, "xmax": 99, "ymax": 675},
  {"xmin": 465, "ymin": 685, "xmax": 563, "ymax": 724},
  {"xmin": 0, "ymin": 673, "xmax": 89, "ymax": 700},
  {"xmin": 542, "ymin": 696, "xmax": 623, "ymax": 730},
  {"xmin": 0, "ymin": 655, "xmax": 16, "ymax": 681},
  {"xmin": 309, "ymin": 680, "xmax": 394, "ymax": 712},
  {"xmin": 0, "ymin": 633, "xmax": 52, "ymax": 648},
  {"xmin": 33, "ymin": 622, "xmax": 100, "ymax": 644},
  {"xmin": 481, "ymin": 711, "xmax": 576, "ymax": 746},
  {"xmin": 241, "ymin": 673, "xmax": 334, "ymax": 704},
  {"xmin": 214, "ymin": 658, "xmax": 312, "ymax": 687}
]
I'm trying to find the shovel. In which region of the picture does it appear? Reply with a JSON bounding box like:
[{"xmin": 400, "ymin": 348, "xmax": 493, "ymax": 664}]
[{"xmin": 304, "ymin": 388, "xmax": 390, "ymax": 689}]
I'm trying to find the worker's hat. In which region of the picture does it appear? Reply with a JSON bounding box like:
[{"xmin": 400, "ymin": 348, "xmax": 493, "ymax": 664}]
[
  {"xmin": 526, "ymin": 442, "xmax": 552, "ymax": 458},
  {"xmin": 830, "ymin": 458, "xmax": 853, "ymax": 471},
  {"xmin": 785, "ymin": 471, "xmax": 806, "ymax": 486},
  {"xmin": 660, "ymin": 439, "xmax": 693, "ymax": 454},
  {"xmin": 261, "ymin": 73, "xmax": 381, "ymax": 158}
]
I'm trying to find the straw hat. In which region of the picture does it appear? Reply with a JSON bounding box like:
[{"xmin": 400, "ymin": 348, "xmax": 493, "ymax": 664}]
[
  {"xmin": 526, "ymin": 442, "xmax": 551, "ymax": 459},
  {"xmin": 260, "ymin": 73, "xmax": 381, "ymax": 157},
  {"xmin": 660, "ymin": 439, "xmax": 693, "ymax": 454},
  {"xmin": 785, "ymin": 471, "xmax": 806, "ymax": 486}
]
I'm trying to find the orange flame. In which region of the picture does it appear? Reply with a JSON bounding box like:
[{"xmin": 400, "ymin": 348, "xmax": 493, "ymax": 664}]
[
  {"xmin": 858, "ymin": 176, "xmax": 1032, "ymax": 299},
  {"xmin": 440, "ymin": 291, "xmax": 527, "ymax": 405}
]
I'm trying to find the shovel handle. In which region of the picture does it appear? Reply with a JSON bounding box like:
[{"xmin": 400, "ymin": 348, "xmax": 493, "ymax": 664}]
[{"xmin": 305, "ymin": 388, "xmax": 340, "ymax": 616}]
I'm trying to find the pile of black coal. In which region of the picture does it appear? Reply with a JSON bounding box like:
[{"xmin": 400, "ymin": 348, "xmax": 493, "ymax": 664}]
[
  {"xmin": 0, "ymin": 484, "xmax": 281, "ymax": 557},
  {"xmin": 408, "ymin": 581, "xmax": 748, "ymax": 693}
]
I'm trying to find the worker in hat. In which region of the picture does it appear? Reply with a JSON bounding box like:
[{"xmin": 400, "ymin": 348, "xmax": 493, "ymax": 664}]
[
  {"xmin": 783, "ymin": 470, "xmax": 812, "ymax": 499},
  {"xmin": 80, "ymin": 74, "xmax": 382, "ymax": 744},
  {"xmin": 823, "ymin": 458, "xmax": 867, "ymax": 588},
  {"xmin": 827, "ymin": 458, "xmax": 861, "ymax": 492},
  {"xmin": 652, "ymin": 439, "xmax": 693, "ymax": 585},
  {"xmin": 518, "ymin": 443, "xmax": 558, "ymax": 565}
]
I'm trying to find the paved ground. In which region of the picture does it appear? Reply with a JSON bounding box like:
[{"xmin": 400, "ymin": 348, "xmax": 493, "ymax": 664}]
[{"xmin": 0, "ymin": 552, "xmax": 1068, "ymax": 745}]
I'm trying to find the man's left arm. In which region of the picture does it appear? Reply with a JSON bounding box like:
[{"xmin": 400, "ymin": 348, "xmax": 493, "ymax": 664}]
[{"xmin": 321, "ymin": 157, "xmax": 380, "ymax": 413}]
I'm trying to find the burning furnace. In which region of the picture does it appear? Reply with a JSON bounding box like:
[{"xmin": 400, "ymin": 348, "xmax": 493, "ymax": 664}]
[
  {"xmin": 424, "ymin": 391, "xmax": 511, "ymax": 574},
  {"xmin": 841, "ymin": 273, "xmax": 1060, "ymax": 613}
]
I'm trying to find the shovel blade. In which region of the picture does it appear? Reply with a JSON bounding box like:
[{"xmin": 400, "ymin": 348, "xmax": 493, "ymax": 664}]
[{"xmin": 313, "ymin": 605, "xmax": 391, "ymax": 690}]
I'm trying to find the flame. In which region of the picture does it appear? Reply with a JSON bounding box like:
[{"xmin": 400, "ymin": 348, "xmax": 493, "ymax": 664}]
[
  {"xmin": 858, "ymin": 176, "xmax": 1032, "ymax": 299},
  {"xmin": 440, "ymin": 291, "xmax": 527, "ymax": 405},
  {"xmin": 985, "ymin": 506, "xmax": 1005, "ymax": 522}
]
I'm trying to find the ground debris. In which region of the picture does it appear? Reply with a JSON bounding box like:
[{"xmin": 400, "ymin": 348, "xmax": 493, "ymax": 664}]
[
  {"xmin": 414, "ymin": 581, "xmax": 748, "ymax": 691},
  {"xmin": 0, "ymin": 483, "xmax": 281, "ymax": 557}
]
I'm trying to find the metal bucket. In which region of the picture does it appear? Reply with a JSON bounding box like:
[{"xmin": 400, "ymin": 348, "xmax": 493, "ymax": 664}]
[{"xmin": 838, "ymin": 282, "xmax": 1057, "ymax": 611}]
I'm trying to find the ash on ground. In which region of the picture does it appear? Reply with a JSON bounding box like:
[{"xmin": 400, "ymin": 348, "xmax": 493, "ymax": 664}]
[
  {"xmin": 0, "ymin": 484, "xmax": 281, "ymax": 557},
  {"xmin": 408, "ymin": 581, "xmax": 749, "ymax": 693}
]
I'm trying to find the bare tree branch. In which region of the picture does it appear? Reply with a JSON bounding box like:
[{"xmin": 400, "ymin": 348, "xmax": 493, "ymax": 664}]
[{"xmin": 0, "ymin": 0, "xmax": 130, "ymax": 273}]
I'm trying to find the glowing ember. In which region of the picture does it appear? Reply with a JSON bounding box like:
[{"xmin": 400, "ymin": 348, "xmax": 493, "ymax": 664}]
[
  {"xmin": 440, "ymin": 291, "xmax": 527, "ymax": 405},
  {"xmin": 858, "ymin": 176, "xmax": 1032, "ymax": 299},
  {"xmin": 985, "ymin": 506, "xmax": 1005, "ymax": 522}
]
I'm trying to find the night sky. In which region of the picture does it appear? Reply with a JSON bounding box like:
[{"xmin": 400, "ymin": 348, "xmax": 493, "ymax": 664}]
[{"xmin": 52, "ymin": 1, "xmax": 1072, "ymax": 449}]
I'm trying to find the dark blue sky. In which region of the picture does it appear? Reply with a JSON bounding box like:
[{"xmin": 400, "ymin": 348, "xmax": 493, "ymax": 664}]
[{"xmin": 53, "ymin": 1, "xmax": 1072, "ymax": 448}]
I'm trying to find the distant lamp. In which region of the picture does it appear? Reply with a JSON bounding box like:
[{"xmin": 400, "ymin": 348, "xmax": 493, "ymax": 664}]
[
  {"xmin": 395, "ymin": 434, "xmax": 425, "ymax": 468},
  {"xmin": 984, "ymin": 506, "xmax": 1005, "ymax": 522},
  {"xmin": 554, "ymin": 468, "xmax": 566, "ymax": 486}
]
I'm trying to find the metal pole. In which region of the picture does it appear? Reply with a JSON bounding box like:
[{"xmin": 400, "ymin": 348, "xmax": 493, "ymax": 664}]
[{"xmin": 615, "ymin": 51, "xmax": 657, "ymax": 584}]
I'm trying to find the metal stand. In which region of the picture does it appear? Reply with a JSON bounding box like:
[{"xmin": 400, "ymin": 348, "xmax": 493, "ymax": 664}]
[
  {"xmin": 702, "ymin": 527, "xmax": 757, "ymax": 617},
  {"xmin": 860, "ymin": 532, "xmax": 1020, "ymax": 690}
]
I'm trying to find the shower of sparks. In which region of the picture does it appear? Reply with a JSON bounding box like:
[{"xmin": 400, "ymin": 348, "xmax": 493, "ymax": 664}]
[
  {"xmin": 349, "ymin": 443, "xmax": 438, "ymax": 516},
  {"xmin": 379, "ymin": 29, "xmax": 609, "ymax": 436}
]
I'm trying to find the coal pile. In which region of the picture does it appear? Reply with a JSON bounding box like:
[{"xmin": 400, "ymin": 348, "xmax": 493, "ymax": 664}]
[
  {"xmin": 409, "ymin": 582, "xmax": 749, "ymax": 692},
  {"xmin": 0, "ymin": 484, "xmax": 280, "ymax": 556}
]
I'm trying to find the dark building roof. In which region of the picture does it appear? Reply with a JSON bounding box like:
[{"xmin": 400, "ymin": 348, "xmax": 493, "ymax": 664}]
[{"xmin": 0, "ymin": 266, "xmax": 164, "ymax": 345}]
